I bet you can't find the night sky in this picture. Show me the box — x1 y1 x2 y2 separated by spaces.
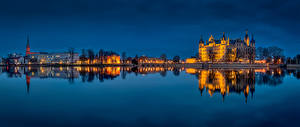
0 0 299 58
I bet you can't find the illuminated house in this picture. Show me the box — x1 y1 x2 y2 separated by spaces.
7 53 25 65
198 30 255 63
93 52 121 64
138 56 164 64
103 54 121 64
28 53 79 64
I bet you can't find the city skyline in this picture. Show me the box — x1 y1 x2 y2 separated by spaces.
1 0 300 57
1 1 300 126
0 30 288 58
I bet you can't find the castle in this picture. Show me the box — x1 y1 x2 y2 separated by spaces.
198 30 255 63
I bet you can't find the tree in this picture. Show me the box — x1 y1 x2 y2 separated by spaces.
87 49 95 64
99 49 104 64
122 52 126 63
268 46 283 58
132 55 139 65
286 57 292 64
160 54 167 63
173 56 180 63
262 47 270 59
80 49 88 64
68 48 74 64
296 54 300 64
256 47 264 60
256 46 284 64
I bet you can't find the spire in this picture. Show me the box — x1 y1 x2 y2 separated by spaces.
250 34 255 47
26 34 31 56
199 35 204 44
209 34 214 42
244 29 250 46
222 32 226 40
26 34 30 48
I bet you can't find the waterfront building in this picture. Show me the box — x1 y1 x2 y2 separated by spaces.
198 30 255 63
80 52 121 65
138 56 164 64
7 53 25 65
25 36 79 64
0 57 2 65
27 52 79 64
102 54 121 64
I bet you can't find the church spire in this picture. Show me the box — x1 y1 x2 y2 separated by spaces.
26 35 30 47
26 34 31 56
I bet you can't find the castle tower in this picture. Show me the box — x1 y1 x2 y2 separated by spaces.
227 36 230 45
199 35 204 47
250 34 255 47
26 35 31 56
244 30 250 46
221 32 227 44
208 35 214 43
198 35 204 59
221 32 226 40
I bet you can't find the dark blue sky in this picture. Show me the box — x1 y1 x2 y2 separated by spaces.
0 0 299 58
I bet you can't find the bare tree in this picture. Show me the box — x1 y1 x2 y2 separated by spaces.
99 49 104 64
122 52 126 64
68 48 74 65
173 56 180 63
160 54 167 63
87 49 95 64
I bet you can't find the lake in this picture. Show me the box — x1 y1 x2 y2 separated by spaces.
0 66 299 127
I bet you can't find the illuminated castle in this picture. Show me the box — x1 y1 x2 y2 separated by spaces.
198 30 255 63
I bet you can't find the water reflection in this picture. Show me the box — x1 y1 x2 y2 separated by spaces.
0 66 299 101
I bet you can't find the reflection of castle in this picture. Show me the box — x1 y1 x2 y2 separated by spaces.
198 31 255 63
186 68 255 103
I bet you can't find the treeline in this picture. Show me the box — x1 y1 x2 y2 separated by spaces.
256 46 284 64
286 54 300 64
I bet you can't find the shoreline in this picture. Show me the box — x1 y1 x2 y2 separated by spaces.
0 63 299 69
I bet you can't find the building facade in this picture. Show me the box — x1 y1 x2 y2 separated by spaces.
25 36 79 64
27 52 79 64
198 31 255 63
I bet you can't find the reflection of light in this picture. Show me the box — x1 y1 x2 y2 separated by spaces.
255 69 266 73
197 69 254 100
185 68 197 74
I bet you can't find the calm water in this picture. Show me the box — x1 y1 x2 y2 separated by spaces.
0 66 300 127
